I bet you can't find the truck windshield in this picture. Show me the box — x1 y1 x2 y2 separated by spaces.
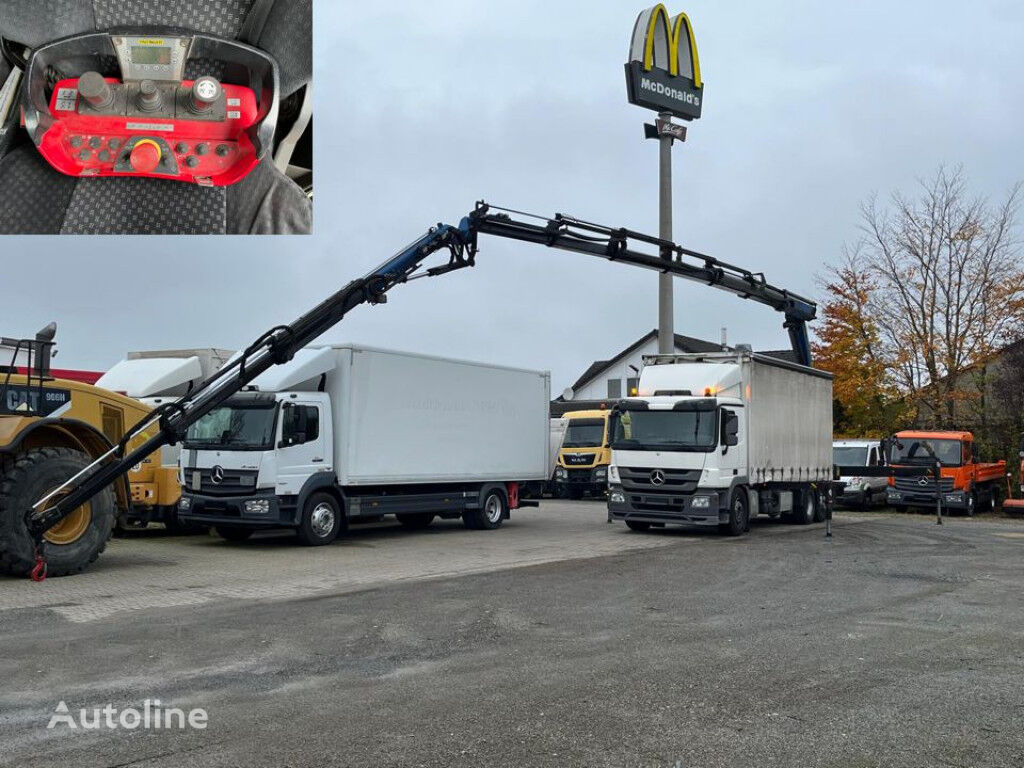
563 419 605 448
833 446 869 467
183 403 277 451
611 409 717 452
890 438 961 467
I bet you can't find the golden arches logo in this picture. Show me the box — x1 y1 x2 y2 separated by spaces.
629 4 702 88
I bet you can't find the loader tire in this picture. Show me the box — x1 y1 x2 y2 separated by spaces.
0 448 115 577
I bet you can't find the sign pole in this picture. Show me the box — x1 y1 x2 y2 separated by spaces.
658 111 675 355
626 6 704 353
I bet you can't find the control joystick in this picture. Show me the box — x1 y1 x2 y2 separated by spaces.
77 71 113 110
137 79 164 112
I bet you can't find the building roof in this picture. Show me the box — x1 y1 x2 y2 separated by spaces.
569 329 722 393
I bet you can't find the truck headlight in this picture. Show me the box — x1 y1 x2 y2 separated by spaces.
608 465 620 484
555 468 567 479
178 496 191 510
691 496 711 509
594 467 607 480
889 491 901 499
609 490 626 505
859 482 871 492
245 499 271 515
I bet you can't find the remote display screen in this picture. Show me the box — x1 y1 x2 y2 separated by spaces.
131 46 172 66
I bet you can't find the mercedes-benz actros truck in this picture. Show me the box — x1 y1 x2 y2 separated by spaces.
607 349 833 536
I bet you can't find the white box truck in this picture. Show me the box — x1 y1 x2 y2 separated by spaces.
176 345 552 545
607 349 833 535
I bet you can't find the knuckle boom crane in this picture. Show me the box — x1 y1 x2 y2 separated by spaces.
22 202 816 579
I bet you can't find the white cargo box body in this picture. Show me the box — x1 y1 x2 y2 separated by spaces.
639 351 833 483
275 345 552 486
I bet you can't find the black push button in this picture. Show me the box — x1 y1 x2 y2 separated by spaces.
108 138 122 150
69 135 84 148
195 143 209 156
216 144 230 157
175 142 190 155
88 136 102 149
185 156 199 168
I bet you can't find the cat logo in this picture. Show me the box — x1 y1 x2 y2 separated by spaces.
625 5 704 121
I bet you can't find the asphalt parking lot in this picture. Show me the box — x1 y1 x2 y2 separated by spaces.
2 501 1024 767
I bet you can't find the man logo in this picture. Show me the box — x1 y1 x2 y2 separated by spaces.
211 465 225 485
625 5 704 121
650 469 667 486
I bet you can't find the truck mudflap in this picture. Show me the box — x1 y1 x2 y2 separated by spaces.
607 487 724 527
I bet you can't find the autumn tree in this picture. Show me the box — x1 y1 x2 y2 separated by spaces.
816 166 1023 436
812 251 904 436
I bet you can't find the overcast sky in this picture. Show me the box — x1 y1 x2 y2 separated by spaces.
3 0 1022 393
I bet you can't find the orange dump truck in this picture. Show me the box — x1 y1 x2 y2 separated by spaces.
885 430 1005 516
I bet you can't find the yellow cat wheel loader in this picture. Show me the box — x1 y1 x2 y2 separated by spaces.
0 326 153 577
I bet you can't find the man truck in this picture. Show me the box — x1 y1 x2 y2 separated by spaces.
607 349 833 536
176 345 552 545
553 409 611 499
96 349 232 530
885 430 1005 516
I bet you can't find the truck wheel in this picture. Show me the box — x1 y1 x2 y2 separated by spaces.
720 489 749 536
463 489 506 531
164 507 207 535
297 492 342 546
625 520 650 532
793 489 816 525
985 487 998 514
0 448 115 577
216 526 255 542
396 513 435 530
964 491 976 517
814 490 828 522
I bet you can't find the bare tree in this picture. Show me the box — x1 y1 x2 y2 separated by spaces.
856 166 1023 426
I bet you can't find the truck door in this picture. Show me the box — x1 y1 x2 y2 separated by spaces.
275 401 328 496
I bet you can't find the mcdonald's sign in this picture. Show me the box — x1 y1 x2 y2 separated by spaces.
625 4 703 121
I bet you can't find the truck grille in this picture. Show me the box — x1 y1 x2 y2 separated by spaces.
893 476 953 494
185 467 259 496
563 453 595 467
619 467 701 494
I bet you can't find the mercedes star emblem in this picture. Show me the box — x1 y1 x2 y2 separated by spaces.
918 477 929 487
211 465 225 484
650 469 666 486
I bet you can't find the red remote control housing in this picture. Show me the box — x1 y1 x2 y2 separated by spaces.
40 77 259 186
